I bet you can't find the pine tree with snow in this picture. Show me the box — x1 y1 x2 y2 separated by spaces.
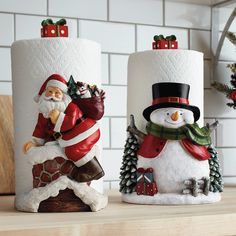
119 132 139 194
208 145 223 193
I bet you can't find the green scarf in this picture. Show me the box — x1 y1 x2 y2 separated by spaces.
146 122 211 146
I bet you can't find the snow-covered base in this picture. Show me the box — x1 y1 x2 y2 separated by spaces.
26 143 67 165
122 192 221 205
26 143 98 168
15 176 108 212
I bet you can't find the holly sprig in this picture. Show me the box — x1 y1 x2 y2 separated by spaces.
41 18 67 26
153 34 176 42
212 63 236 109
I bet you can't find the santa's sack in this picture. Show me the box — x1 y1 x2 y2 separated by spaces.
73 96 104 121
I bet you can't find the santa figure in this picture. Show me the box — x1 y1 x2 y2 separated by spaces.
23 74 104 182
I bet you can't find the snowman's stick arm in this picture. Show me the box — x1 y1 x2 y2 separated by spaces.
206 120 219 133
127 114 146 139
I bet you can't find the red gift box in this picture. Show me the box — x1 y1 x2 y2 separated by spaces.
152 40 178 50
41 19 68 38
41 25 68 37
136 167 158 196
169 40 178 49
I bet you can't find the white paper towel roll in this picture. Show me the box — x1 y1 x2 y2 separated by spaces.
127 49 203 131
11 38 102 196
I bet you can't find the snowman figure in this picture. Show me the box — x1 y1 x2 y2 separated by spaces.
129 82 213 198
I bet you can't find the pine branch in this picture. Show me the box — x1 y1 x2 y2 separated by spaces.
212 81 233 95
226 31 236 45
226 102 236 109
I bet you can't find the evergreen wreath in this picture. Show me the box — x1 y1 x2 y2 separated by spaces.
212 31 236 109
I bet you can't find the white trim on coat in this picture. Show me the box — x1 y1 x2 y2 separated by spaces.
58 122 99 148
74 146 97 167
53 112 65 132
46 80 67 92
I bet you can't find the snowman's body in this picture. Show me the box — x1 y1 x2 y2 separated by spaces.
138 140 210 193
138 107 210 193
122 83 221 204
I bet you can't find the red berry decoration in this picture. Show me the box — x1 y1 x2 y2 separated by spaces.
229 90 236 100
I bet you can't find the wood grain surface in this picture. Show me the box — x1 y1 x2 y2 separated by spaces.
0 188 235 236
0 95 15 194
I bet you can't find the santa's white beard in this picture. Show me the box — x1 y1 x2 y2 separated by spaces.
38 92 72 118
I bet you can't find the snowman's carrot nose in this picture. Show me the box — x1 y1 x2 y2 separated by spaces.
171 111 179 121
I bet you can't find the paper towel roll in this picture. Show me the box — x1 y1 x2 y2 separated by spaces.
127 50 204 131
11 38 102 196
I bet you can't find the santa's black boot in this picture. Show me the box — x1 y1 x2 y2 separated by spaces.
75 156 105 182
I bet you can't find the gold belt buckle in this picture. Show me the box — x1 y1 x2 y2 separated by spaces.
168 97 180 103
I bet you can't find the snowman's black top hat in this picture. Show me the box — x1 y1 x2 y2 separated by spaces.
143 82 200 122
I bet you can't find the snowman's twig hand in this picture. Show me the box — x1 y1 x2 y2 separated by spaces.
130 114 135 128
206 120 219 133
127 126 146 139
127 114 146 139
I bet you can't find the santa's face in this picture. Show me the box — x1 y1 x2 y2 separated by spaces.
38 86 71 118
45 86 64 101
150 107 194 128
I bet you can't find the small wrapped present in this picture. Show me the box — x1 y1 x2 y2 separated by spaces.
152 40 168 50
41 18 68 38
152 34 178 50
136 167 158 196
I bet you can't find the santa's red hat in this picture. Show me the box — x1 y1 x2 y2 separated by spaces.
34 74 68 102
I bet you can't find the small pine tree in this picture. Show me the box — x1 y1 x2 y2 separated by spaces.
208 145 224 193
119 132 139 194
67 75 78 100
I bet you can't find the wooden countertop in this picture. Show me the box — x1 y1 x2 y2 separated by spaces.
0 188 236 236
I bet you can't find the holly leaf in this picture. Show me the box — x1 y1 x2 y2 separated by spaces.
56 18 67 26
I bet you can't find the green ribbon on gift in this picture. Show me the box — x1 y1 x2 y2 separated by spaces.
41 18 67 26
153 34 176 42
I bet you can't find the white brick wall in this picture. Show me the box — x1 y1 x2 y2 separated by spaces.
109 0 163 25
49 0 107 20
79 20 135 53
165 1 211 30
0 0 236 189
101 54 109 84
0 48 11 81
110 55 129 85
0 13 14 46
102 85 127 116
190 30 211 59
0 0 47 15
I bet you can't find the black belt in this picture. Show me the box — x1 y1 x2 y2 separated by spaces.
53 114 87 140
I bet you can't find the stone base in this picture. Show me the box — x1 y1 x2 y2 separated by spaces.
38 188 91 212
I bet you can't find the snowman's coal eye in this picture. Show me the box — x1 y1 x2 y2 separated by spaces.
167 113 170 115
180 113 183 115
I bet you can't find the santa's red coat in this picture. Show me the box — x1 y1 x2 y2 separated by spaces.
32 101 100 166
137 134 210 161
